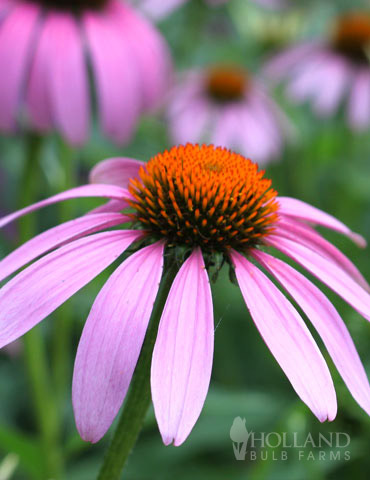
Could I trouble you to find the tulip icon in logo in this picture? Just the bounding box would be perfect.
[230,417,252,460]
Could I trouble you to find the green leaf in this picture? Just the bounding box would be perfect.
[0,426,43,480]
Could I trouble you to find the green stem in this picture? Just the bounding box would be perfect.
[97,259,179,480]
[52,140,76,406]
[20,134,63,480]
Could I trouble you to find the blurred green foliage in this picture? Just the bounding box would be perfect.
[1,0,370,479]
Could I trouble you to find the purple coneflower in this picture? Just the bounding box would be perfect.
[167,66,291,165]
[0,0,171,145]
[265,12,370,131]
[0,144,370,446]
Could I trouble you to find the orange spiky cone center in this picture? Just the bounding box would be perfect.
[332,13,370,64]
[206,66,248,103]
[129,144,279,254]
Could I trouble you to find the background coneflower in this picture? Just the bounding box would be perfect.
[0,0,171,145]
[265,11,370,131]
[167,66,293,164]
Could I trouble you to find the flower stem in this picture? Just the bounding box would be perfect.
[20,133,63,480]
[97,258,179,480]
[52,140,77,406]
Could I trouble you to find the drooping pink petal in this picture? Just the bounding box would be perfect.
[231,250,337,422]
[168,72,204,113]
[235,102,279,164]
[253,250,370,416]
[0,3,40,131]
[348,69,370,131]
[0,230,142,349]
[73,241,164,443]
[277,196,366,247]
[284,51,329,104]
[89,157,144,188]
[0,184,131,229]
[210,105,240,151]
[0,213,129,282]
[112,0,172,111]
[311,56,350,116]
[247,90,284,157]
[151,248,214,446]
[83,8,140,144]
[26,15,54,132]
[167,72,210,144]
[266,235,370,322]
[257,85,297,143]
[170,97,210,145]
[263,42,319,81]
[43,13,90,146]
[276,217,369,291]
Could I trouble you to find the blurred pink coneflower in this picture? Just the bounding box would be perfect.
[265,12,370,131]
[0,0,171,145]
[167,66,292,165]
[0,144,370,446]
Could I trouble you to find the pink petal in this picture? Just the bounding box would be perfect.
[285,51,329,103]
[168,72,204,113]
[256,87,297,143]
[0,184,131,229]
[73,241,164,443]
[0,212,129,282]
[311,56,350,116]
[167,72,206,140]
[210,106,240,150]
[235,102,279,164]
[248,90,284,153]
[0,230,142,348]
[169,97,210,145]
[151,248,214,446]
[263,42,319,81]
[83,8,140,145]
[26,16,54,132]
[276,216,369,291]
[43,13,90,146]
[89,157,144,188]
[0,3,40,131]
[266,235,370,322]
[112,0,172,111]
[231,250,337,422]
[277,196,366,247]
[253,250,370,416]
[348,69,370,131]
